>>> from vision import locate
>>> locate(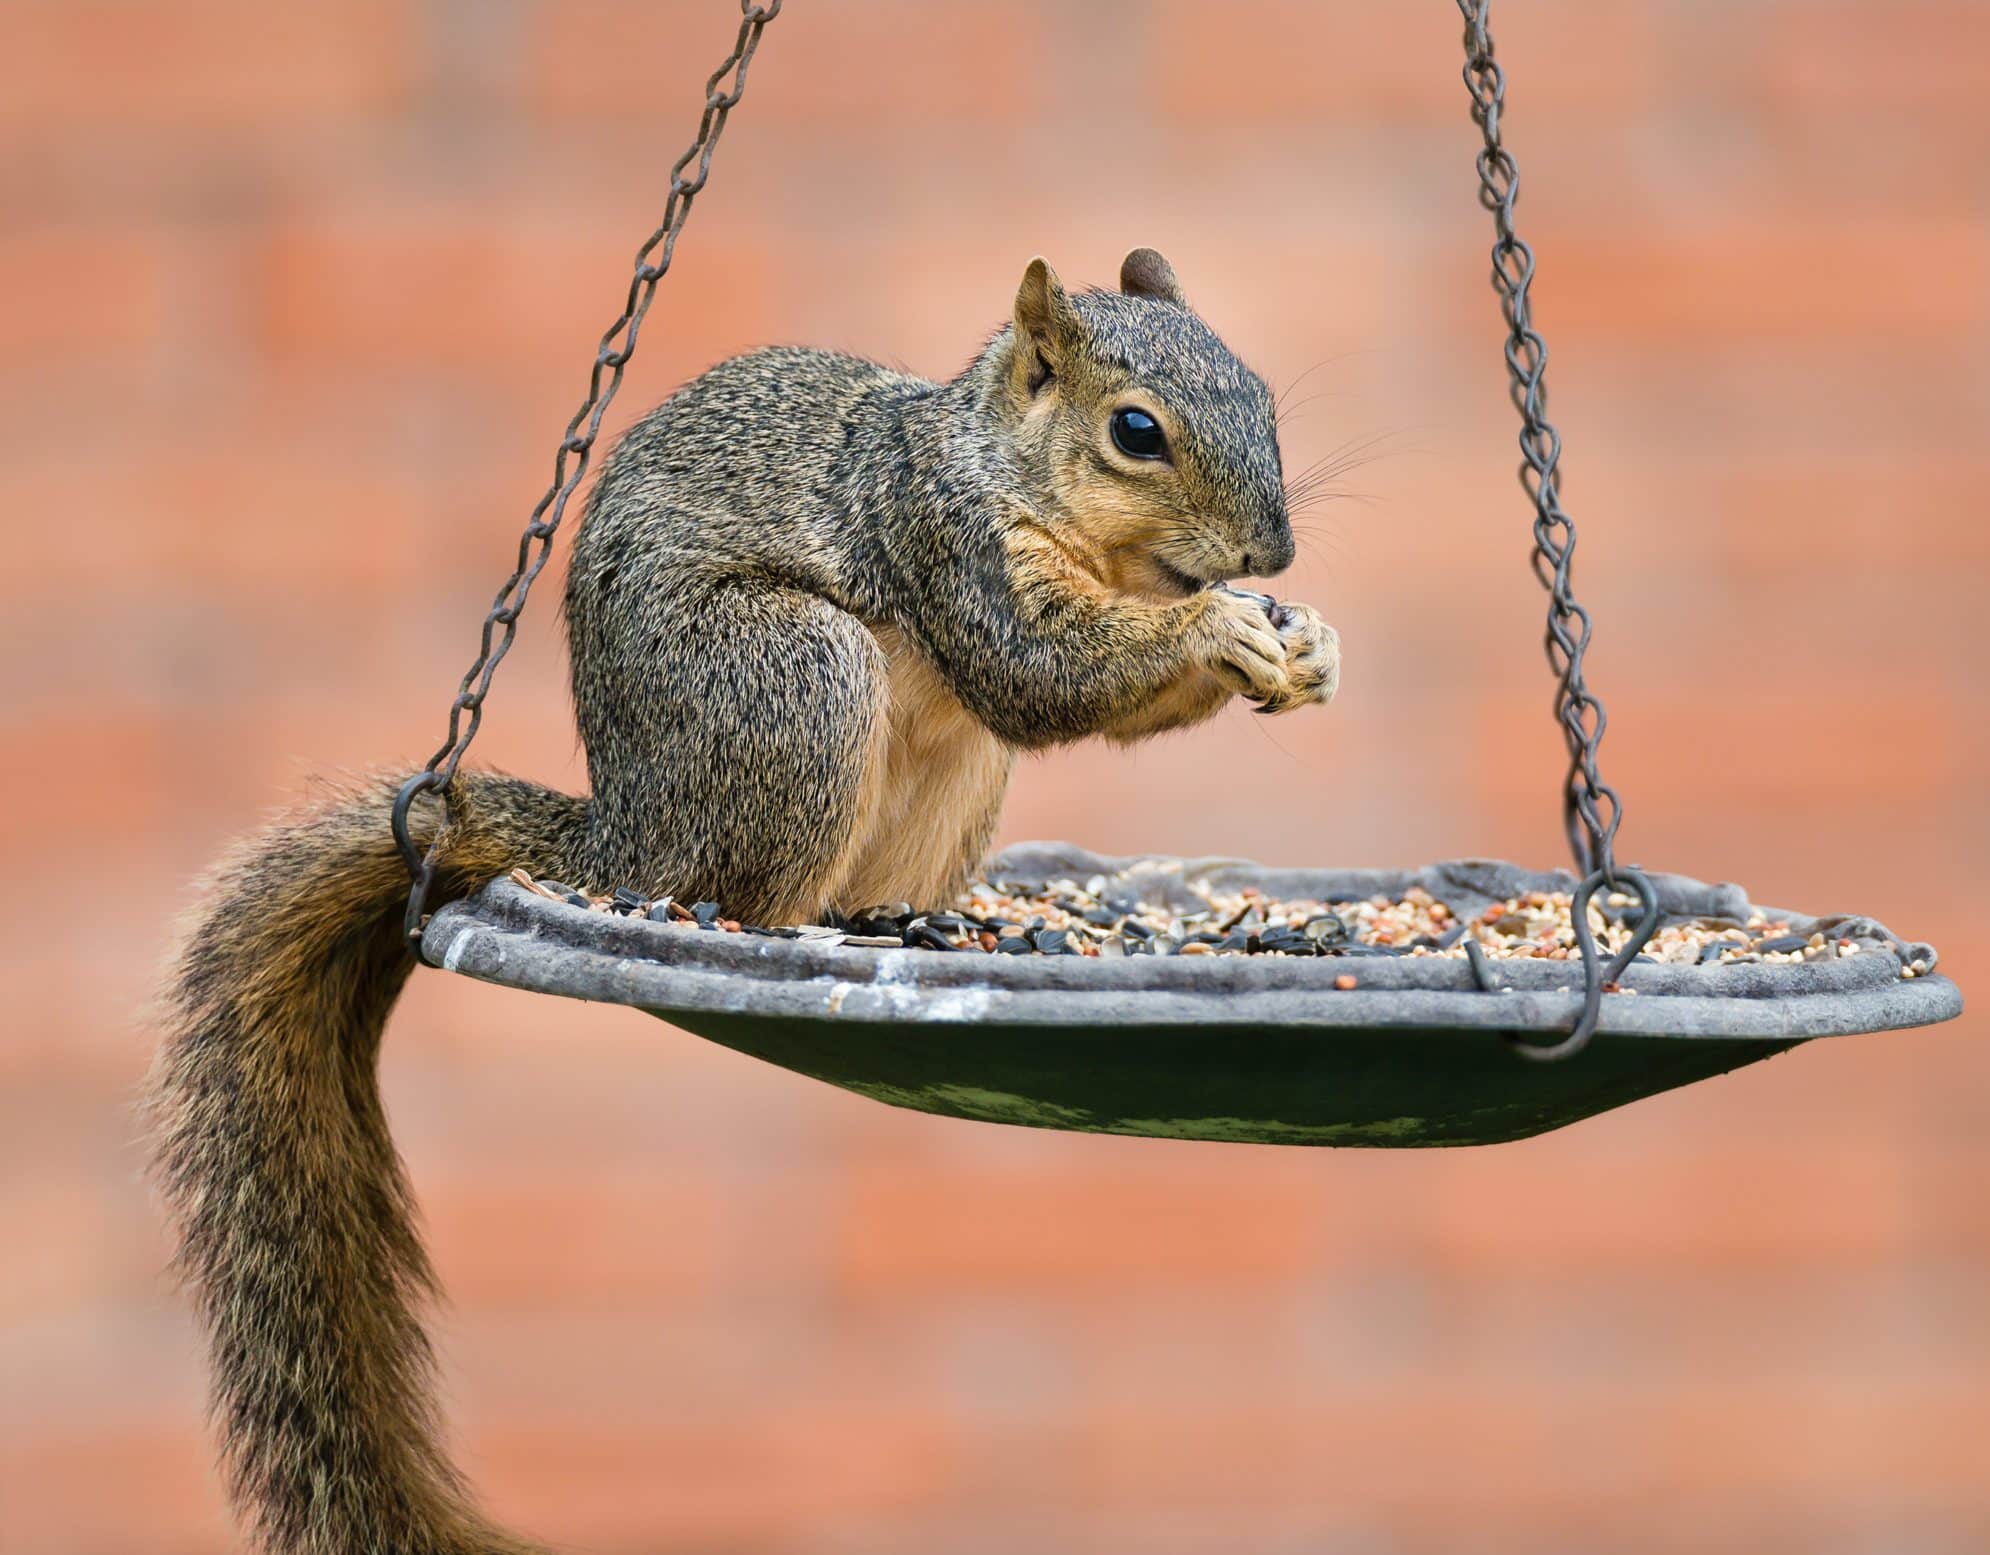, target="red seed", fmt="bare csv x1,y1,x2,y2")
1334,974,1358,991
